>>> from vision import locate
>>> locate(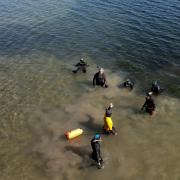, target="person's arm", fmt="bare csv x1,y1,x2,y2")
152,100,155,109
85,62,89,67
141,101,146,110
75,62,80,67
130,82,134,89
103,73,106,84
96,151,101,163
82,62,89,66
93,74,96,87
